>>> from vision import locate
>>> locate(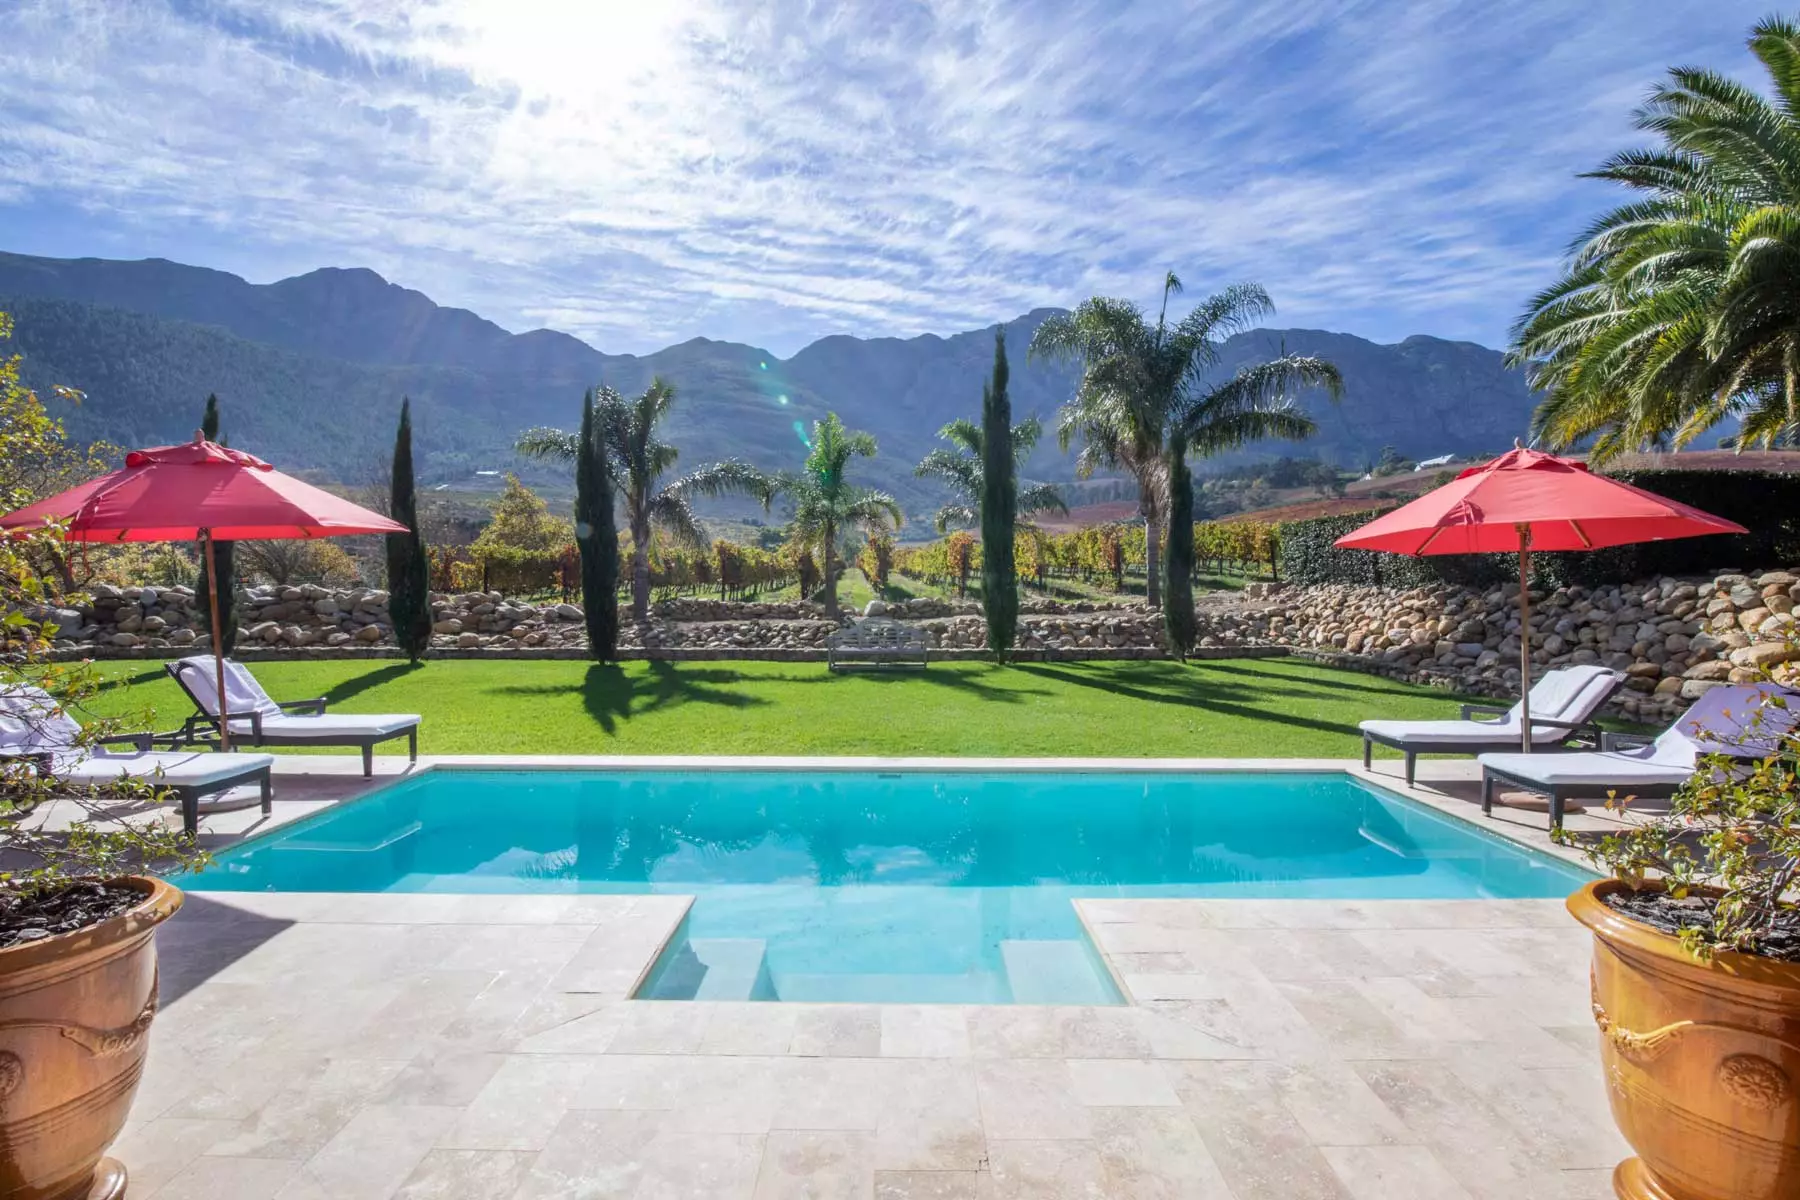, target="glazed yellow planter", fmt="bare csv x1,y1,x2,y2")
1569,879,1800,1200
0,877,181,1200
